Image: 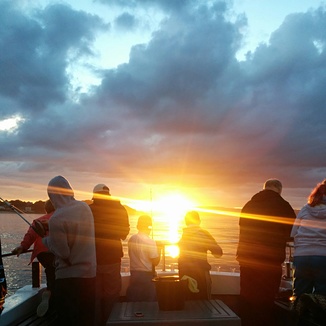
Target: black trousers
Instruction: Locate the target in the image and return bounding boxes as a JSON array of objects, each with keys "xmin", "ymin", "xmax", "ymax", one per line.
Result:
[
  {"xmin": 54, "ymin": 277, "xmax": 96, "ymax": 326},
  {"xmin": 239, "ymin": 263, "xmax": 282, "ymax": 326},
  {"xmin": 37, "ymin": 252, "xmax": 55, "ymax": 292}
]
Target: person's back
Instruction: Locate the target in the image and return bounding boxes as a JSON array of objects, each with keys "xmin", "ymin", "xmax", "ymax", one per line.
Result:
[
  {"xmin": 43, "ymin": 175, "xmax": 96, "ymax": 326},
  {"xmin": 89, "ymin": 183, "xmax": 129, "ymax": 326},
  {"xmin": 127, "ymin": 215, "xmax": 160, "ymax": 302},
  {"xmin": 90, "ymin": 187, "xmax": 129, "ymax": 265},
  {"xmin": 178, "ymin": 211, "xmax": 222, "ymax": 300},
  {"xmin": 292, "ymin": 204, "xmax": 326, "ymax": 256},
  {"xmin": 291, "ymin": 179, "xmax": 326, "ymax": 300},
  {"xmin": 237, "ymin": 179, "xmax": 296, "ymax": 326},
  {"xmin": 237, "ymin": 186, "xmax": 295, "ymax": 265},
  {"xmin": 49, "ymin": 200, "xmax": 96, "ymax": 278},
  {"xmin": 179, "ymin": 226, "xmax": 220, "ymax": 271}
]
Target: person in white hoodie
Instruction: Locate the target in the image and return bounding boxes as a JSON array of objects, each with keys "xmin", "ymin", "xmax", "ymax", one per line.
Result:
[
  {"xmin": 291, "ymin": 179, "xmax": 326, "ymax": 299},
  {"xmin": 42, "ymin": 176, "xmax": 96, "ymax": 326}
]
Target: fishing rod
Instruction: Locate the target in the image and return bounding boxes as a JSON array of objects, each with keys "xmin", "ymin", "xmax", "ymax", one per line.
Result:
[
  {"xmin": 150, "ymin": 187, "xmax": 154, "ymax": 239},
  {"xmin": 1, "ymin": 249, "xmax": 33, "ymax": 258},
  {"xmin": 0, "ymin": 197, "xmax": 45, "ymax": 237}
]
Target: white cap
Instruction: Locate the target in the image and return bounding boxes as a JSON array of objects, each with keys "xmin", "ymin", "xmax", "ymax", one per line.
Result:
[{"xmin": 93, "ymin": 184, "xmax": 110, "ymax": 195}]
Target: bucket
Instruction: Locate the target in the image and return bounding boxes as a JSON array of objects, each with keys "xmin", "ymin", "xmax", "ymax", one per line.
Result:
[{"xmin": 152, "ymin": 275, "xmax": 187, "ymax": 311}]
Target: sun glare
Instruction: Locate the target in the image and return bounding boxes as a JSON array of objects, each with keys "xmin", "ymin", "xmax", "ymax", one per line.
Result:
[
  {"xmin": 152, "ymin": 191, "xmax": 197, "ymax": 247},
  {"xmin": 166, "ymin": 245, "xmax": 180, "ymax": 258},
  {"xmin": 153, "ymin": 192, "xmax": 195, "ymax": 217},
  {"xmin": 120, "ymin": 190, "xmax": 198, "ymax": 258}
]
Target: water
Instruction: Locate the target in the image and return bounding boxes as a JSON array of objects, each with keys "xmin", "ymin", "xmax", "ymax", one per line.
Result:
[
  {"xmin": 0, "ymin": 212, "xmax": 42, "ymax": 296},
  {"xmin": 0, "ymin": 209, "xmax": 240, "ymax": 297}
]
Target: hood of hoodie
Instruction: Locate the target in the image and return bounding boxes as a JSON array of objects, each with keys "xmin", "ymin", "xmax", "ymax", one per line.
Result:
[
  {"xmin": 305, "ymin": 203, "xmax": 326, "ymax": 219},
  {"xmin": 47, "ymin": 175, "xmax": 75, "ymax": 209}
]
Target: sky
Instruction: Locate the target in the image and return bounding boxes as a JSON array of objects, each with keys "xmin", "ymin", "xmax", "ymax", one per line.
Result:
[{"xmin": 0, "ymin": 0, "xmax": 326, "ymax": 211}]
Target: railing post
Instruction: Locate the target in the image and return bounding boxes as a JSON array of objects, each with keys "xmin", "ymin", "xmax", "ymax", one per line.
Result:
[
  {"xmin": 162, "ymin": 244, "xmax": 166, "ymax": 272},
  {"xmin": 32, "ymin": 261, "xmax": 41, "ymax": 288}
]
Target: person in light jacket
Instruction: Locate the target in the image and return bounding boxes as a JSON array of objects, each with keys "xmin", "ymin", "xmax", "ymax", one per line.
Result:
[
  {"xmin": 291, "ymin": 179, "xmax": 326, "ymax": 299},
  {"xmin": 43, "ymin": 176, "xmax": 96, "ymax": 326}
]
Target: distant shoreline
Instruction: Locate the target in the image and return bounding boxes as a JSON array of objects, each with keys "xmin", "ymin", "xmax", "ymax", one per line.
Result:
[{"xmin": 0, "ymin": 211, "xmax": 41, "ymax": 214}]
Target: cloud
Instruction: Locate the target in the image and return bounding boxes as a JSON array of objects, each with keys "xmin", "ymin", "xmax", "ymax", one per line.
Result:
[
  {"xmin": 114, "ymin": 12, "xmax": 139, "ymax": 30},
  {"xmin": 1, "ymin": 0, "xmax": 326, "ymax": 208},
  {"xmin": 0, "ymin": 1, "xmax": 106, "ymax": 115},
  {"xmin": 97, "ymin": 0, "xmax": 198, "ymax": 12}
]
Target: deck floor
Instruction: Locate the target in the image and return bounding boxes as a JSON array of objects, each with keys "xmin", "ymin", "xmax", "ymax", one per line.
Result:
[{"xmin": 11, "ymin": 310, "xmax": 58, "ymax": 326}]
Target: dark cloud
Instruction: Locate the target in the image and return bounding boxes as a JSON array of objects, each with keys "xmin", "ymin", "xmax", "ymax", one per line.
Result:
[
  {"xmin": 96, "ymin": 3, "xmax": 243, "ymax": 115},
  {"xmin": 0, "ymin": 1, "xmax": 106, "ymax": 115},
  {"xmin": 97, "ymin": 0, "xmax": 197, "ymax": 12},
  {"xmin": 114, "ymin": 12, "xmax": 139, "ymax": 30},
  {"xmin": 0, "ymin": 0, "xmax": 326, "ymax": 208}
]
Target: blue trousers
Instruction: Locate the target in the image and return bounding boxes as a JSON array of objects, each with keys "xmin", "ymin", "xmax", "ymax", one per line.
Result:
[
  {"xmin": 293, "ymin": 255, "xmax": 326, "ymax": 297},
  {"xmin": 126, "ymin": 271, "xmax": 156, "ymax": 302}
]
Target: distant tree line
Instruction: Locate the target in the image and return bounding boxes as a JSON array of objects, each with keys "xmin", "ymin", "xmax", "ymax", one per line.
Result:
[
  {"xmin": 0, "ymin": 200, "xmax": 47, "ymax": 214},
  {"xmin": 0, "ymin": 199, "xmax": 138, "ymax": 215}
]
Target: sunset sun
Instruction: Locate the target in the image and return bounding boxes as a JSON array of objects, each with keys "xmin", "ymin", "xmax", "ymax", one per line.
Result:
[
  {"xmin": 151, "ymin": 191, "xmax": 197, "ymax": 258},
  {"xmin": 152, "ymin": 192, "xmax": 196, "ymax": 218}
]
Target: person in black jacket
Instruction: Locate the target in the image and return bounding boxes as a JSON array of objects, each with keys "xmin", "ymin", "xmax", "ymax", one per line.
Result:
[
  {"xmin": 89, "ymin": 184, "xmax": 129, "ymax": 326},
  {"xmin": 178, "ymin": 211, "xmax": 223, "ymax": 300},
  {"xmin": 236, "ymin": 179, "xmax": 296, "ymax": 326}
]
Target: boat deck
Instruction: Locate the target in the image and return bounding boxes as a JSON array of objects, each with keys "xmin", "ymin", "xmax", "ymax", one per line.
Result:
[
  {"xmin": 2, "ymin": 277, "xmax": 324, "ymax": 326},
  {"xmin": 12, "ymin": 310, "xmax": 57, "ymax": 326},
  {"xmin": 6, "ymin": 295, "xmax": 324, "ymax": 326},
  {"xmin": 108, "ymin": 299, "xmax": 241, "ymax": 325}
]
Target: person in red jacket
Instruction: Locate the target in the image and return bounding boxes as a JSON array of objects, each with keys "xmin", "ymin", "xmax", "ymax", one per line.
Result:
[{"xmin": 12, "ymin": 199, "xmax": 55, "ymax": 317}]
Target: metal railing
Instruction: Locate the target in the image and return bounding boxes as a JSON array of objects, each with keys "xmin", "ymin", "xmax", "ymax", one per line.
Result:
[{"xmin": 1, "ymin": 241, "xmax": 294, "ymax": 291}]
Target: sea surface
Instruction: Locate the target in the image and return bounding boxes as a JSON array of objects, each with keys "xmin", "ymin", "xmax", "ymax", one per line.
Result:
[{"xmin": 0, "ymin": 209, "xmax": 240, "ymax": 297}]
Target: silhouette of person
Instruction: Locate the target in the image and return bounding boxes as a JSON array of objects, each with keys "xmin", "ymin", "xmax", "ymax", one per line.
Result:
[
  {"xmin": 89, "ymin": 184, "xmax": 129, "ymax": 325},
  {"xmin": 237, "ymin": 179, "xmax": 296, "ymax": 326},
  {"xmin": 126, "ymin": 215, "xmax": 161, "ymax": 302},
  {"xmin": 178, "ymin": 210, "xmax": 223, "ymax": 300}
]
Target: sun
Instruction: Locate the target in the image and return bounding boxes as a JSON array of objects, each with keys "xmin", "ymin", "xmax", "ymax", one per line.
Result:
[
  {"xmin": 152, "ymin": 192, "xmax": 196, "ymax": 218},
  {"xmin": 123, "ymin": 189, "xmax": 198, "ymax": 258},
  {"xmin": 151, "ymin": 191, "xmax": 197, "ymax": 255}
]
